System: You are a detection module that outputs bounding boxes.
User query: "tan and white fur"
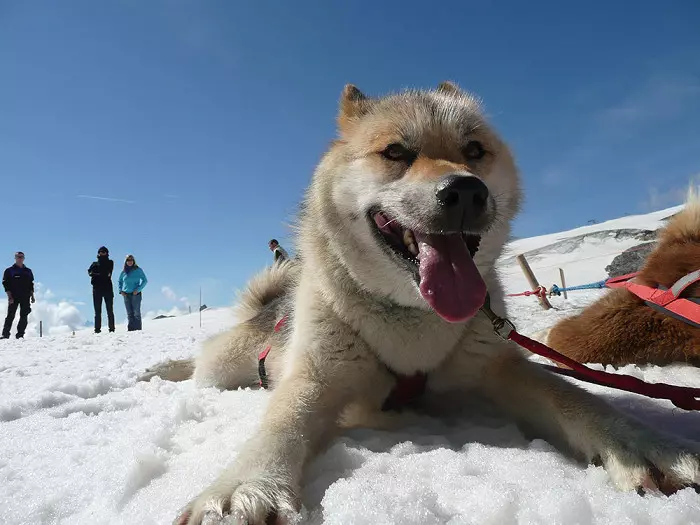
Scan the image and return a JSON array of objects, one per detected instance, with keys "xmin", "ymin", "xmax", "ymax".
[{"xmin": 139, "ymin": 82, "xmax": 700, "ymax": 525}]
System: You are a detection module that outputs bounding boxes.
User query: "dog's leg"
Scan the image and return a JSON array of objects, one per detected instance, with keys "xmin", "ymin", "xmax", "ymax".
[
  {"xmin": 475, "ymin": 346, "xmax": 700, "ymax": 494},
  {"xmin": 174, "ymin": 327, "xmax": 381, "ymax": 525}
]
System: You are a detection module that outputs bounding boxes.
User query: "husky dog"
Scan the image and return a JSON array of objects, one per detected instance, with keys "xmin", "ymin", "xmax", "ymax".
[
  {"xmin": 139, "ymin": 82, "xmax": 700, "ymax": 525},
  {"xmin": 546, "ymin": 189, "xmax": 700, "ymax": 367}
]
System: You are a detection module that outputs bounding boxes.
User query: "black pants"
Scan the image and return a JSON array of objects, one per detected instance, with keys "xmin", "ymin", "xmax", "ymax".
[
  {"xmin": 2, "ymin": 296, "xmax": 31, "ymax": 338},
  {"xmin": 93, "ymin": 288, "xmax": 115, "ymax": 332}
]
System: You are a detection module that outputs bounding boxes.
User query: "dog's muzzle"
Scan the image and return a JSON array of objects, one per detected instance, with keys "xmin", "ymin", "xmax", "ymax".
[{"xmin": 435, "ymin": 174, "xmax": 489, "ymax": 232}]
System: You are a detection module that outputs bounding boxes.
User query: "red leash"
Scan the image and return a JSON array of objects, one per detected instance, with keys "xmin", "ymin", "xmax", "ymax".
[{"xmin": 480, "ymin": 294, "xmax": 700, "ymax": 411}]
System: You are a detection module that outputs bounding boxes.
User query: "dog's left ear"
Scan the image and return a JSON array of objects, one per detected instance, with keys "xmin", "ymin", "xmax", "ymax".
[
  {"xmin": 338, "ymin": 84, "xmax": 371, "ymax": 133},
  {"xmin": 437, "ymin": 81, "xmax": 462, "ymax": 95}
]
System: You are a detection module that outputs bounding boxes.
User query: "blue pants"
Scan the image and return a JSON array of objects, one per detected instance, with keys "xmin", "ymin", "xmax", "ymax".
[{"xmin": 123, "ymin": 292, "xmax": 143, "ymax": 331}]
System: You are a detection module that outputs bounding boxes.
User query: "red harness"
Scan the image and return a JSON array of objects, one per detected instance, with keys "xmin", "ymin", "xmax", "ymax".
[
  {"xmin": 256, "ymin": 314, "xmax": 427, "ymax": 409},
  {"xmin": 257, "ymin": 315, "xmax": 289, "ymax": 389},
  {"xmin": 605, "ymin": 270, "xmax": 700, "ymax": 328},
  {"xmin": 257, "ymin": 270, "xmax": 700, "ymax": 410}
]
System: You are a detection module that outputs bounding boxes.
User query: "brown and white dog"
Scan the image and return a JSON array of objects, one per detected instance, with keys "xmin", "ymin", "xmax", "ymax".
[
  {"xmin": 546, "ymin": 190, "xmax": 700, "ymax": 367},
  {"xmin": 139, "ymin": 83, "xmax": 700, "ymax": 525}
]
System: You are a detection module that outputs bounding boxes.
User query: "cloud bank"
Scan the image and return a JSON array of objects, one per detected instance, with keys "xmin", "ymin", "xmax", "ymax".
[{"xmin": 0, "ymin": 283, "xmax": 86, "ymax": 337}]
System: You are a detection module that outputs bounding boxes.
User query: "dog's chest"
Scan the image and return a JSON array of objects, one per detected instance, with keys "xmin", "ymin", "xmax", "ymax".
[{"xmin": 357, "ymin": 312, "xmax": 464, "ymax": 375}]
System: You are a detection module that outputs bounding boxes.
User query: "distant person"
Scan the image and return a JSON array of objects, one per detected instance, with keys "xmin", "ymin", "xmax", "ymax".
[
  {"xmin": 118, "ymin": 254, "xmax": 148, "ymax": 331},
  {"xmin": 268, "ymin": 239, "xmax": 289, "ymax": 264},
  {"xmin": 88, "ymin": 246, "xmax": 115, "ymax": 334},
  {"xmin": 1, "ymin": 251, "xmax": 35, "ymax": 340}
]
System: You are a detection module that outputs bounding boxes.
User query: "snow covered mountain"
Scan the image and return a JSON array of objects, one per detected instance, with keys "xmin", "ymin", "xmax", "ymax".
[{"xmin": 1, "ymin": 203, "xmax": 698, "ymax": 525}]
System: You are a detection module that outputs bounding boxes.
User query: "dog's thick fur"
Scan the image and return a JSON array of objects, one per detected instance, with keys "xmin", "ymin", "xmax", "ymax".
[
  {"xmin": 546, "ymin": 190, "xmax": 700, "ymax": 367},
  {"xmin": 139, "ymin": 83, "xmax": 700, "ymax": 525}
]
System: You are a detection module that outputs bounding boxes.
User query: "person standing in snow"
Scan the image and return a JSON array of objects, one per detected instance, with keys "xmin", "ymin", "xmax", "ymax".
[
  {"xmin": 268, "ymin": 239, "xmax": 289, "ymax": 265},
  {"xmin": 117, "ymin": 254, "xmax": 148, "ymax": 331},
  {"xmin": 2, "ymin": 251, "xmax": 35, "ymax": 339},
  {"xmin": 88, "ymin": 246, "xmax": 115, "ymax": 334}
]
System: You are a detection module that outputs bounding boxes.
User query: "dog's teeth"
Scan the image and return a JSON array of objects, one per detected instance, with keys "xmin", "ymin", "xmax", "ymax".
[
  {"xmin": 402, "ymin": 230, "xmax": 419, "ymax": 256},
  {"xmin": 403, "ymin": 229, "xmax": 415, "ymax": 246}
]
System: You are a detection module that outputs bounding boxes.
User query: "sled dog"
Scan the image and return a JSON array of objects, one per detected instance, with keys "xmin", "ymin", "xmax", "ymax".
[
  {"xmin": 546, "ymin": 189, "xmax": 700, "ymax": 366},
  {"xmin": 139, "ymin": 82, "xmax": 700, "ymax": 524}
]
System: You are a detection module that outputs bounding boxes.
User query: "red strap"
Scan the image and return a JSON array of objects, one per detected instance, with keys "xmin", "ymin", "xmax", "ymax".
[
  {"xmin": 604, "ymin": 271, "xmax": 640, "ymax": 286},
  {"xmin": 258, "ymin": 345, "xmax": 271, "ymax": 361},
  {"xmin": 606, "ymin": 270, "xmax": 700, "ymax": 325},
  {"xmin": 506, "ymin": 330, "xmax": 700, "ymax": 410},
  {"xmin": 507, "ymin": 286, "xmax": 547, "ymax": 298},
  {"xmin": 381, "ymin": 372, "xmax": 427, "ymax": 411},
  {"xmin": 274, "ymin": 315, "xmax": 288, "ymax": 332},
  {"xmin": 258, "ymin": 315, "xmax": 289, "ymax": 361}
]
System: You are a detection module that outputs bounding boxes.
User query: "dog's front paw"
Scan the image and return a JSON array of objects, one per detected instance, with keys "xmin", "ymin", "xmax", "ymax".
[
  {"xmin": 593, "ymin": 430, "xmax": 700, "ymax": 495},
  {"xmin": 174, "ymin": 476, "xmax": 301, "ymax": 525}
]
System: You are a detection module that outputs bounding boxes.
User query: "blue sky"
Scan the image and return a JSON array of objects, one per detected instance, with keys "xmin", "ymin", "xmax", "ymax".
[{"xmin": 1, "ymin": 0, "xmax": 699, "ymax": 328}]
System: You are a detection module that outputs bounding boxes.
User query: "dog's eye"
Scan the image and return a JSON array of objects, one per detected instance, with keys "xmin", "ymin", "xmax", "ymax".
[
  {"xmin": 463, "ymin": 140, "xmax": 486, "ymax": 160},
  {"xmin": 381, "ymin": 143, "xmax": 417, "ymax": 164}
]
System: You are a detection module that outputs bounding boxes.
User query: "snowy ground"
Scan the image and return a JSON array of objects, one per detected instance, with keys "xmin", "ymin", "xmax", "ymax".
[{"xmin": 2, "ymin": 205, "xmax": 700, "ymax": 525}]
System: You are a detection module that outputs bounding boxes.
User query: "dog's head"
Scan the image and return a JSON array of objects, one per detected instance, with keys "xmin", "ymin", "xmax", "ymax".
[
  {"xmin": 641, "ymin": 187, "xmax": 700, "ymax": 295},
  {"xmin": 312, "ymin": 82, "xmax": 522, "ymax": 323}
]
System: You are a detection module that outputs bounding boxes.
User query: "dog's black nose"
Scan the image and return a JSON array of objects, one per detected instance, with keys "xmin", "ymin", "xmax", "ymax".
[{"xmin": 435, "ymin": 174, "xmax": 489, "ymax": 230}]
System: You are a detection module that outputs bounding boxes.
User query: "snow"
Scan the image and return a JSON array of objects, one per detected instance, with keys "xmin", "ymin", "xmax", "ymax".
[{"xmin": 2, "ymin": 203, "xmax": 700, "ymax": 525}]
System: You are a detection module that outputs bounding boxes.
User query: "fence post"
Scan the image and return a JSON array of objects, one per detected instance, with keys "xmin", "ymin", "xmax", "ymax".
[
  {"xmin": 516, "ymin": 254, "xmax": 552, "ymax": 310},
  {"xmin": 40, "ymin": 320, "xmax": 43, "ymax": 337},
  {"xmin": 558, "ymin": 268, "xmax": 568, "ymax": 300}
]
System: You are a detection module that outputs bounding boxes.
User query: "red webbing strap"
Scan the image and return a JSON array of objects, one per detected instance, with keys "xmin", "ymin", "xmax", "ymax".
[
  {"xmin": 606, "ymin": 270, "xmax": 700, "ymax": 326},
  {"xmin": 257, "ymin": 314, "xmax": 290, "ymax": 389},
  {"xmin": 506, "ymin": 329, "xmax": 700, "ymax": 410},
  {"xmin": 604, "ymin": 271, "xmax": 640, "ymax": 286}
]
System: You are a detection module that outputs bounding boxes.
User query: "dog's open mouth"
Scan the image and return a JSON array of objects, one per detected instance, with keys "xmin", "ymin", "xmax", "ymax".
[{"xmin": 372, "ymin": 211, "xmax": 487, "ymax": 323}]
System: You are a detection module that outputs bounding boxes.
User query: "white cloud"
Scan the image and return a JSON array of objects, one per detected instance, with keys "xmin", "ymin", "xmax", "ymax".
[
  {"xmin": 76, "ymin": 194, "xmax": 136, "ymax": 204},
  {"xmin": 0, "ymin": 283, "xmax": 86, "ymax": 337},
  {"xmin": 595, "ymin": 74, "xmax": 700, "ymax": 130},
  {"xmin": 641, "ymin": 176, "xmax": 700, "ymax": 212},
  {"xmin": 161, "ymin": 285, "xmax": 191, "ymax": 309},
  {"xmin": 161, "ymin": 286, "xmax": 178, "ymax": 302}
]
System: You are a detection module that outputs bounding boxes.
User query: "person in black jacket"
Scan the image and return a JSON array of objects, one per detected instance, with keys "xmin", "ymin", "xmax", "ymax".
[
  {"xmin": 88, "ymin": 246, "xmax": 115, "ymax": 333},
  {"xmin": 2, "ymin": 251, "xmax": 35, "ymax": 339}
]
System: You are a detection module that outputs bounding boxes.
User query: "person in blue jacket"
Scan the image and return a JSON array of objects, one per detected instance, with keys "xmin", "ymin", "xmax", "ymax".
[{"xmin": 118, "ymin": 254, "xmax": 148, "ymax": 331}]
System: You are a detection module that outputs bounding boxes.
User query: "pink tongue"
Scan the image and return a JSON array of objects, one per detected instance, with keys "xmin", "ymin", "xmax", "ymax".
[{"xmin": 414, "ymin": 232, "xmax": 487, "ymax": 323}]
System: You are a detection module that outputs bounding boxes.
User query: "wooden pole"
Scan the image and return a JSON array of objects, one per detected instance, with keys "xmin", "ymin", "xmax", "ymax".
[
  {"xmin": 516, "ymin": 254, "xmax": 552, "ymax": 310},
  {"xmin": 40, "ymin": 320, "xmax": 43, "ymax": 337},
  {"xmin": 199, "ymin": 287, "xmax": 202, "ymax": 328},
  {"xmin": 558, "ymin": 268, "xmax": 568, "ymax": 300}
]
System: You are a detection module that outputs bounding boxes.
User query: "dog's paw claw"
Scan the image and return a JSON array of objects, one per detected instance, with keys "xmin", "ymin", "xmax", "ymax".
[
  {"xmin": 593, "ymin": 439, "xmax": 700, "ymax": 497},
  {"xmin": 173, "ymin": 478, "xmax": 301, "ymax": 525}
]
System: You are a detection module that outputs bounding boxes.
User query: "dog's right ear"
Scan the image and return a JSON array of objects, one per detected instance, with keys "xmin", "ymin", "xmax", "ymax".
[
  {"xmin": 338, "ymin": 84, "xmax": 371, "ymax": 133},
  {"xmin": 437, "ymin": 80, "xmax": 462, "ymax": 95}
]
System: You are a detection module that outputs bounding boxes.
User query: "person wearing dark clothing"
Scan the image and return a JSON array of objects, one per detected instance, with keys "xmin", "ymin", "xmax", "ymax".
[
  {"xmin": 268, "ymin": 239, "xmax": 289, "ymax": 265},
  {"xmin": 2, "ymin": 251, "xmax": 35, "ymax": 339},
  {"xmin": 88, "ymin": 246, "xmax": 115, "ymax": 333}
]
